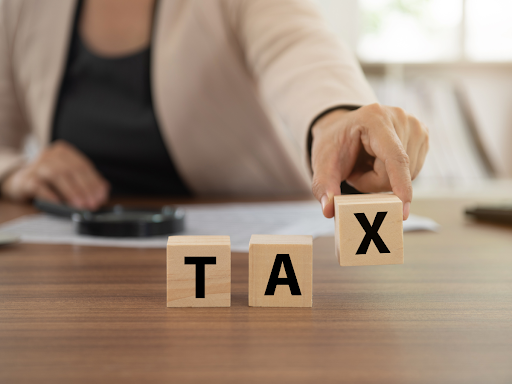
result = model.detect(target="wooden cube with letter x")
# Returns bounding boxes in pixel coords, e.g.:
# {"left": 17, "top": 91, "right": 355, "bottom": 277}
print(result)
{"left": 249, "top": 235, "right": 313, "bottom": 307}
{"left": 334, "top": 194, "right": 403, "bottom": 266}
{"left": 167, "top": 236, "right": 231, "bottom": 307}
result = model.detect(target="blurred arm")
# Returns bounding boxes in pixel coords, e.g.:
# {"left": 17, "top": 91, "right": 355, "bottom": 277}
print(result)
{"left": 228, "top": 0, "right": 377, "bottom": 172}
{"left": 0, "top": 1, "right": 28, "bottom": 186}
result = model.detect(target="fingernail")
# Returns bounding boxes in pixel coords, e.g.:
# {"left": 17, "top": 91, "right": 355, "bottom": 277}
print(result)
{"left": 321, "top": 195, "right": 328, "bottom": 211}
{"left": 403, "top": 202, "right": 410, "bottom": 220}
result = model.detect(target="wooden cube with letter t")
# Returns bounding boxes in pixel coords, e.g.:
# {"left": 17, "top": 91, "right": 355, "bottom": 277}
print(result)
{"left": 334, "top": 194, "right": 403, "bottom": 266}
{"left": 167, "top": 236, "right": 231, "bottom": 307}
{"left": 249, "top": 235, "right": 313, "bottom": 307}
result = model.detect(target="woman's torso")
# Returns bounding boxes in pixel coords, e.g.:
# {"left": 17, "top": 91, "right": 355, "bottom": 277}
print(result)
{"left": 3, "top": 0, "right": 345, "bottom": 195}
{"left": 52, "top": 0, "right": 191, "bottom": 196}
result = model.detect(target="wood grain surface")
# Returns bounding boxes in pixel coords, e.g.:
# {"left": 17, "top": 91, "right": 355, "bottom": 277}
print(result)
{"left": 0, "top": 196, "right": 511, "bottom": 384}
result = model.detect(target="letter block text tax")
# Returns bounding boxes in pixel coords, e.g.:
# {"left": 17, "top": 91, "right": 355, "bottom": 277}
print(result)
{"left": 334, "top": 194, "right": 403, "bottom": 266}
{"left": 249, "top": 234, "right": 313, "bottom": 307}
{"left": 167, "top": 236, "right": 231, "bottom": 307}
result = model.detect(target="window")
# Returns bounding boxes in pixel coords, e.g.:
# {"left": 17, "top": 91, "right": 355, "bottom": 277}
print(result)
{"left": 465, "top": 0, "right": 512, "bottom": 61}
{"left": 358, "top": 0, "right": 512, "bottom": 62}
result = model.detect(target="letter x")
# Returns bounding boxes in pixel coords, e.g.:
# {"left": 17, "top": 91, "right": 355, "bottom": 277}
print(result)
{"left": 354, "top": 212, "right": 390, "bottom": 254}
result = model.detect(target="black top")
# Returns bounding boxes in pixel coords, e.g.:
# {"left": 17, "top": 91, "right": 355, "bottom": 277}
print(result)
{"left": 52, "top": 3, "right": 191, "bottom": 196}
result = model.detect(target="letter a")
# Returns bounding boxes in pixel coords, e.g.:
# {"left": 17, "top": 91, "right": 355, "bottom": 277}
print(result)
{"left": 264, "top": 254, "right": 301, "bottom": 296}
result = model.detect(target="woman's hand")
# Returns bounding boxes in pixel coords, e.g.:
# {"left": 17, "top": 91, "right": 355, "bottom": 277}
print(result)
{"left": 311, "top": 103, "right": 429, "bottom": 220}
{"left": 1, "top": 140, "right": 110, "bottom": 210}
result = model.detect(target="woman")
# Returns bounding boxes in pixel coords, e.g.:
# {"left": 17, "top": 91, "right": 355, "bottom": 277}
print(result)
{"left": 0, "top": 0, "right": 428, "bottom": 219}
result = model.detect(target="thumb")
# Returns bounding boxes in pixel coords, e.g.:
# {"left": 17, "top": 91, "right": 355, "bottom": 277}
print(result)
{"left": 311, "top": 171, "right": 341, "bottom": 219}
{"left": 311, "top": 144, "right": 356, "bottom": 218}
{"left": 310, "top": 109, "right": 359, "bottom": 218}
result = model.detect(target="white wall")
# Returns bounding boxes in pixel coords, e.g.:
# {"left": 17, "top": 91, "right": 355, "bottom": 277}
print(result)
{"left": 311, "top": 0, "right": 359, "bottom": 52}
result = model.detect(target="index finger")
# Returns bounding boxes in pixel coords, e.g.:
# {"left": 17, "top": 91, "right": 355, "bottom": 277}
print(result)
{"left": 363, "top": 120, "right": 413, "bottom": 220}
{"left": 385, "top": 155, "right": 412, "bottom": 220}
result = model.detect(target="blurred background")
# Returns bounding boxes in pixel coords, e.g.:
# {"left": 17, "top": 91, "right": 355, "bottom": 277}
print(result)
{"left": 313, "top": 0, "right": 512, "bottom": 198}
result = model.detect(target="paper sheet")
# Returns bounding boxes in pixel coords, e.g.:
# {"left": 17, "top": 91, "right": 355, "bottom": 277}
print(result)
{"left": 0, "top": 201, "right": 439, "bottom": 252}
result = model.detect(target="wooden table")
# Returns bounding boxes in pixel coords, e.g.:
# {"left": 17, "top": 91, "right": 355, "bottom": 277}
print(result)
{"left": 1, "top": 197, "right": 511, "bottom": 384}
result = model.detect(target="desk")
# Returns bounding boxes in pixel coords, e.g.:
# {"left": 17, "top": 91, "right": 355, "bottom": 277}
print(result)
{"left": 1, "top": 197, "right": 511, "bottom": 384}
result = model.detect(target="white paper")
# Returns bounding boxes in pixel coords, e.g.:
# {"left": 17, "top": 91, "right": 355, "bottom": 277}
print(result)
{"left": 0, "top": 201, "right": 439, "bottom": 252}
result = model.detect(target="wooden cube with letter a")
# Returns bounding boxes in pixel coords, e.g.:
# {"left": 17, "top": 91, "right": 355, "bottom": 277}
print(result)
{"left": 167, "top": 236, "right": 231, "bottom": 307}
{"left": 249, "top": 235, "right": 312, "bottom": 307}
{"left": 334, "top": 194, "right": 403, "bottom": 266}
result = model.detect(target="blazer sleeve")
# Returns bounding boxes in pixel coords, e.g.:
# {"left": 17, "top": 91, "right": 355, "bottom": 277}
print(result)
{"left": 227, "top": 0, "right": 377, "bottom": 164}
{"left": 0, "top": 0, "right": 28, "bottom": 185}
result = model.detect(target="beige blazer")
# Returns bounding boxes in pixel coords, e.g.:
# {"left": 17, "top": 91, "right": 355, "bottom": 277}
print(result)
{"left": 0, "top": 0, "right": 376, "bottom": 195}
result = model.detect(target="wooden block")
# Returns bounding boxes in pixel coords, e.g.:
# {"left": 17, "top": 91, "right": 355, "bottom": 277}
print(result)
{"left": 249, "top": 235, "right": 312, "bottom": 307}
{"left": 167, "top": 236, "right": 231, "bottom": 307}
{"left": 334, "top": 194, "right": 403, "bottom": 266}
